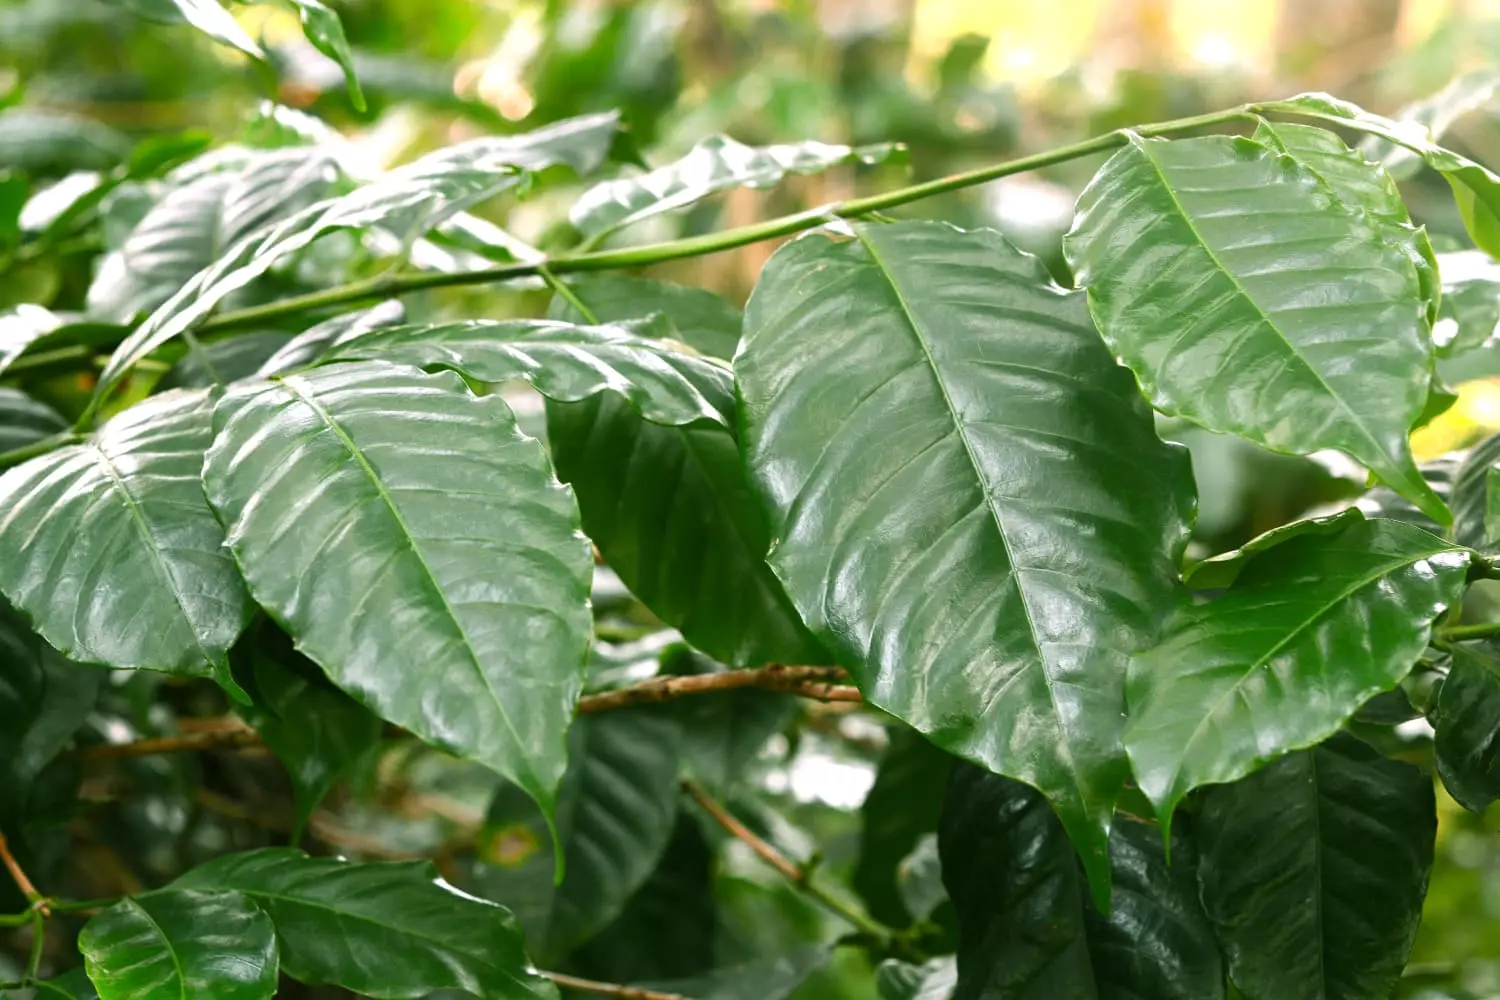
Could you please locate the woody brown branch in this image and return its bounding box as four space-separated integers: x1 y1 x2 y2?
0 833 49 915
544 971 688 1000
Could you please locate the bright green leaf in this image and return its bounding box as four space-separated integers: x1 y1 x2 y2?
285 1 365 111
1064 132 1444 523
1431 644 1500 812
201 362 592 821
1125 510 1470 824
0 389 252 688
174 848 558 998
547 274 743 360
1436 251 1500 356
737 220 1195 900
112 0 264 58
79 890 278 1000
877 958 957 1000
1196 733 1436 1000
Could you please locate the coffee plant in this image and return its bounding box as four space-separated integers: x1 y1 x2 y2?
3 5 1500 999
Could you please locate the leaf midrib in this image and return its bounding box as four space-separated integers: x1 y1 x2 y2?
123 896 188 1000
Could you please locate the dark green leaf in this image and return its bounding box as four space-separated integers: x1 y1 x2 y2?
0 174 24 247
571 135 902 243
0 602 103 802
79 889 278 1000
1431 644 1500 812
1196 733 1436 1000
0 109 129 175
0 389 252 687
938 765 1223 1000
548 392 826 667
0 387 67 452
256 300 406 377
1065 133 1443 522
663 646 795 791
202 362 592 822
639 946 832 1000
175 848 557 998
285 1 365 111
1452 430 1500 550
547 274 742 360
475 709 683 962
158 331 295 389
853 727 952 927
1126 510 1469 823
876 958 957 1000
32 969 100 999
738 220 1194 898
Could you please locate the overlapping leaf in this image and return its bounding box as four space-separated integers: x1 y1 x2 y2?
641 947 833 1000
1196 734 1436 1000
1436 251 1500 355
938 765 1223 1000
571 134 902 243
737 220 1195 896
112 0 262 57
0 303 62 377
79 889 278 1000
174 848 558 998
201 362 592 819
159 331 295 389
1126 510 1470 824
0 388 67 452
1431 644 1500 812
547 274 742 359
1451 429 1500 550
0 389 252 686
1064 132 1444 522
33 969 100 999
663 647 796 791
853 727 952 927
1359 71 1500 179
256 300 406 377
877 958 958 1000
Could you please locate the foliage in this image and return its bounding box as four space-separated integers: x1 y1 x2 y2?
4 3 1500 1000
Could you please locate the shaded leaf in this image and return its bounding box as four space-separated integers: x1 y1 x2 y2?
547 274 742 360
639 946 832 1000
663 646 795 792
256 299 406 377
938 765 1223 1000
0 109 128 175
0 389 252 687
877 958 958 1000
79 889 278 1000
1452 430 1500 550
1196 733 1436 1000
202 362 592 821
0 388 68 453
738 220 1194 898
174 848 558 998
1065 132 1442 522
853 727 952 927
475 709 684 962
32 969 101 999
571 135 903 242
158 331 295 389
1431 644 1500 812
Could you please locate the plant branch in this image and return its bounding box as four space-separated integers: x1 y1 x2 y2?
1438 621 1500 642
0 834 49 916
81 727 266 760
0 430 84 470
543 971 688 1000
683 780 896 944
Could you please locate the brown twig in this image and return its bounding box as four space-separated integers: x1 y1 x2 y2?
82 728 265 760
543 971 689 1000
0 834 49 915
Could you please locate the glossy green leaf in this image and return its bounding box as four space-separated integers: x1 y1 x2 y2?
98 112 623 400
548 392 826 667
1196 733 1436 1000
877 958 958 1000
202 362 592 821
737 220 1194 897
0 389 252 687
1359 71 1500 179
547 274 742 360
158 331 295 389
1259 93 1500 260
1126 510 1470 825
326 317 734 428
938 765 1224 1000
0 602 102 802
256 300 406 377
663 646 795 791
0 387 68 453
0 304 62 377
79 889 278 1000
571 135 903 243
110 0 263 58
1452 430 1500 551
285 1 365 111
174 848 558 999
1065 132 1443 522
32 969 100 999
1431 644 1500 812
475 708 683 962
854 727 952 927
640 946 832 1000
1352 459 1457 536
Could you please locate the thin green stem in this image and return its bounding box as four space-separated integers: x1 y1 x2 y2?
539 266 600 324
25 909 44 982
0 431 84 469
1438 621 1500 642
3 344 96 375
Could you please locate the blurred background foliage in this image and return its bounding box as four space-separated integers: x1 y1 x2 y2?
3 1 1500 997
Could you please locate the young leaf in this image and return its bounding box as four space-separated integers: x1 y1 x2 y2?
0 389 252 688
571 135 903 243
256 299 406 377
1125 510 1470 825
938 765 1224 1000
285 1 365 111
0 387 67 452
547 392 827 667
112 0 263 59
1064 133 1444 523
1196 733 1437 1000
173 848 558 999
79 889 279 1000
853 727 952 927
1431 644 1500 812
877 957 958 1000
547 274 743 360
737 220 1195 900
474 709 684 962
201 362 592 823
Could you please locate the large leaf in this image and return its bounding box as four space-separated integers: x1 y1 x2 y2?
547 274 742 360
1125 510 1470 825
1064 133 1443 522
0 389 252 686
98 112 623 400
87 148 342 322
474 708 683 962
547 392 827 667
736 220 1194 897
1431 644 1500 812
256 299 406 377
79 889 278 1000
1196 733 1436 1000
571 135 902 243
326 317 734 429
877 958 958 1000
938 765 1224 1000
174 848 558 999
201 362 592 820
853 726 953 927
0 388 68 453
